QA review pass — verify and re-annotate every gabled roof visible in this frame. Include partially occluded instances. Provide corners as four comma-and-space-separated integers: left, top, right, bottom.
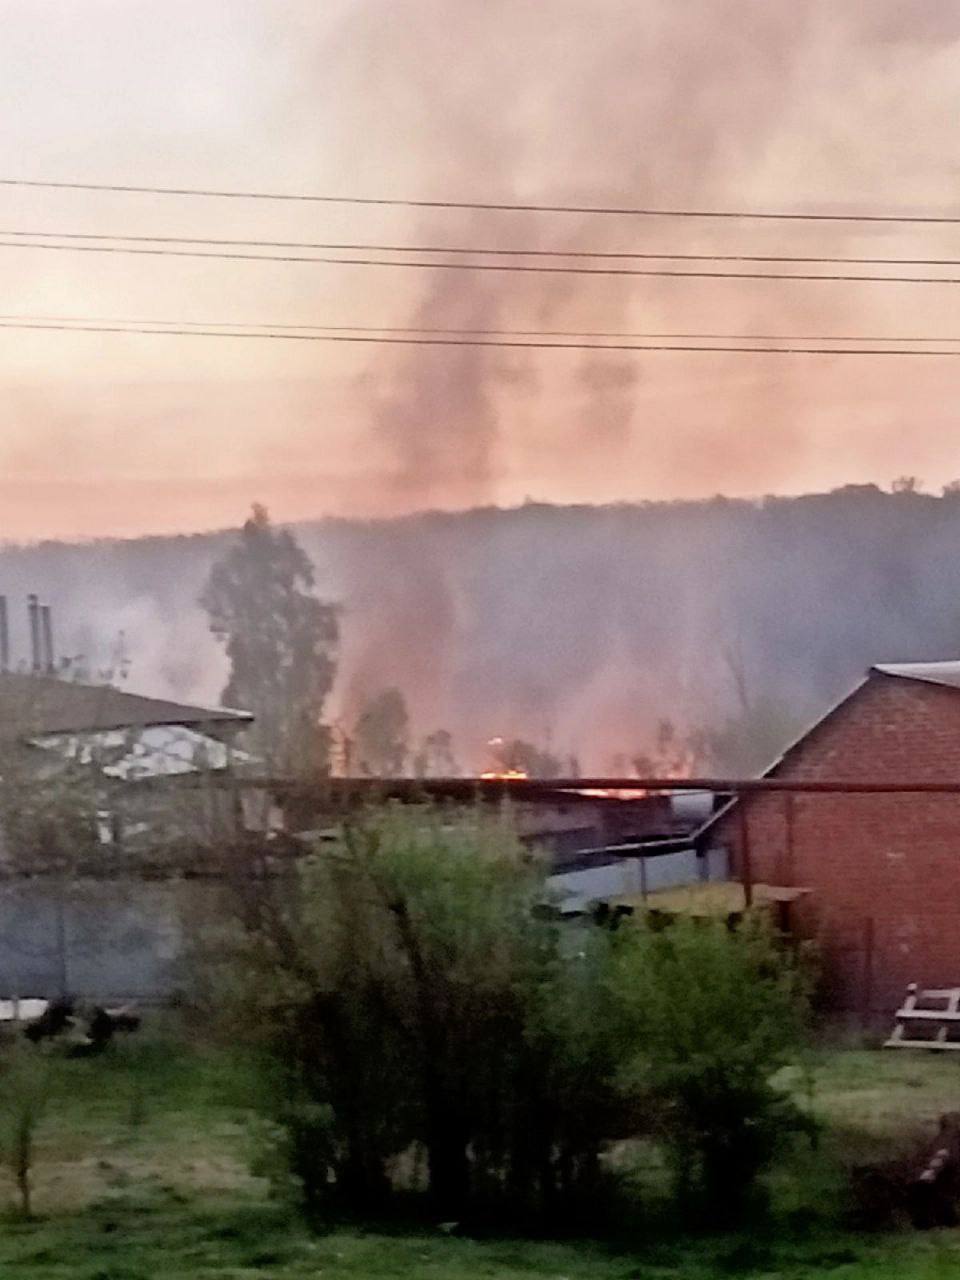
694, 659, 960, 843
0, 672, 252, 739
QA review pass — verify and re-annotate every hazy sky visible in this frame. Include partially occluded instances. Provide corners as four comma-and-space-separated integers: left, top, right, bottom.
3, 0, 960, 540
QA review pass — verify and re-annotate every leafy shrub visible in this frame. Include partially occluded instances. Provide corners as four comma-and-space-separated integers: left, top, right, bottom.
0, 1039, 51, 1217
195, 805, 812, 1231
610, 914, 813, 1223
201, 806, 636, 1225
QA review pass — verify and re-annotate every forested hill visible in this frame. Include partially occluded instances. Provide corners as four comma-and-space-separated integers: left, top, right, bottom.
2, 484, 959, 772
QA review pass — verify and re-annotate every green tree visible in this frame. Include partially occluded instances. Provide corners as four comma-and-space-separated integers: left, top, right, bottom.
201, 504, 338, 773
0, 1041, 49, 1218
194, 806, 635, 1225
353, 688, 409, 776
611, 915, 812, 1223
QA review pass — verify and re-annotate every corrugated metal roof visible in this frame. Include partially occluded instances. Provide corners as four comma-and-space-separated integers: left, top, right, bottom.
0, 673, 251, 737
873, 661, 960, 691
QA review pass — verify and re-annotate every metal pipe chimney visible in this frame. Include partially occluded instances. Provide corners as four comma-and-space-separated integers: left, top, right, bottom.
27, 594, 40, 674
40, 605, 54, 675
0, 595, 8, 672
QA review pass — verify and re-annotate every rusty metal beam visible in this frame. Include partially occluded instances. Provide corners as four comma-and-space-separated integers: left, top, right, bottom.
239, 776, 960, 798
142, 774, 960, 803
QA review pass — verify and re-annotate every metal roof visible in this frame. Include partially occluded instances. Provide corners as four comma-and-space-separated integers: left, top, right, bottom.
30, 725, 252, 780
0, 673, 252, 738
872, 661, 960, 692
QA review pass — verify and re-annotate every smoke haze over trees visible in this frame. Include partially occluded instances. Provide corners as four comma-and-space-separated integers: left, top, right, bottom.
352, 688, 410, 777
200, 505, 339, 773
7, 2, 960, 541
4, 484, 960, 772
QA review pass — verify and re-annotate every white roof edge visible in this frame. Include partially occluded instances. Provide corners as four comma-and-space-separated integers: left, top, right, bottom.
872, 661, 960, 692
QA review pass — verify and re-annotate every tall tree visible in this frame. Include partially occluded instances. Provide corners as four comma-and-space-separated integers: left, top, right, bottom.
201, 504, 338, 773
630, 718, 704, 778
353, 687, 409, 776
412, 728, 459, 778
488, 736, 562, 779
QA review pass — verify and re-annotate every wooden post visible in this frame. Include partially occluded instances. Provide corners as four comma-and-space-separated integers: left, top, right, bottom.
739, 799, 753, 908
862, 916, 875, 1030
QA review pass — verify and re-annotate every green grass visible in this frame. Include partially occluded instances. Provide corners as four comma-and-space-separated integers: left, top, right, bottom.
808, 1049, 960, 1145
0, 1032, 958, 1276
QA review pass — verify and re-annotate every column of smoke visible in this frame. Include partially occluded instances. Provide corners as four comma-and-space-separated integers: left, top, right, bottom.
7, 2, 960, 773
328, 0, 954, 769
0, 541, 226, 703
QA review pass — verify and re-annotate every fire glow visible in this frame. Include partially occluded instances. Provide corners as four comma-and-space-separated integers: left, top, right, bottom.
480, 737, 529, 780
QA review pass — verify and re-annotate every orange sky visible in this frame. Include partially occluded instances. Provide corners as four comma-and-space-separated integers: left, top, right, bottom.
3, 0, 960, 540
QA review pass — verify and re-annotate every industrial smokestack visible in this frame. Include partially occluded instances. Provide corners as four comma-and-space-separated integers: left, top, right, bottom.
27, 594, 40, 674
0, 596, 8, 672
40, 605, 54, 675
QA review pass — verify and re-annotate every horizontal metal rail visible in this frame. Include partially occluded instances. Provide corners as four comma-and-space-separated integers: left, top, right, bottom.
228, 775, 960, 797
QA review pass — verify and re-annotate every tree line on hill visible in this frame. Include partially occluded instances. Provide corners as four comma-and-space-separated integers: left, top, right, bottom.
5, 481, 960, 774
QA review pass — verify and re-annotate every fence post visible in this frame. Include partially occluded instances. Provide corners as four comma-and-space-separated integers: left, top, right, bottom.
738, 799, 753, 907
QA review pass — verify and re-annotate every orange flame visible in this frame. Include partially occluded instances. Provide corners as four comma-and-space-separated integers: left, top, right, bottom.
481, 736, 529, 780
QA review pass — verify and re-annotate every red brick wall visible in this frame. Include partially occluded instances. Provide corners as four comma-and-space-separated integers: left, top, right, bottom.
713, 673, 960, 1013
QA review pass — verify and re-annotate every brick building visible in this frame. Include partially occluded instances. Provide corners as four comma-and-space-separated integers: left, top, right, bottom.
703, 662, 960, 1015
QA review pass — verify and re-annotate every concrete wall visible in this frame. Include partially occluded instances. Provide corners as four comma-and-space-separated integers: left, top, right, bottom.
0, 878, 221, 1001
0, 844, 732, 998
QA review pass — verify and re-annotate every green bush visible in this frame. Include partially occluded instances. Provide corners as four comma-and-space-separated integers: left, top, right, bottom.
0, 1039, 51, 1218
610, 914, 813, 1224
195, 805, 812, 1232
201, 806, 637, 1225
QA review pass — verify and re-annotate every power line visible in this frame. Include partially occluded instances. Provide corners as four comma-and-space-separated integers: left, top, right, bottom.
5, 238, 960, 284
2, 313, 958, 344
3, 318, 960, 355
8, 227, 960, 267
2, 176, 960, 225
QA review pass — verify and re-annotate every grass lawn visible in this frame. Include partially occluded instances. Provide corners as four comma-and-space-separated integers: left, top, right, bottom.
0, 1032, 959, 1277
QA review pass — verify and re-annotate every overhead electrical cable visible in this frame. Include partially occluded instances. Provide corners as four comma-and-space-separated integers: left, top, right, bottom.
2, 176, 960, 224
4, 317, 960, 355
4, 238, 960, 284
6, 227, 960, 267
2, 313, 959, 344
